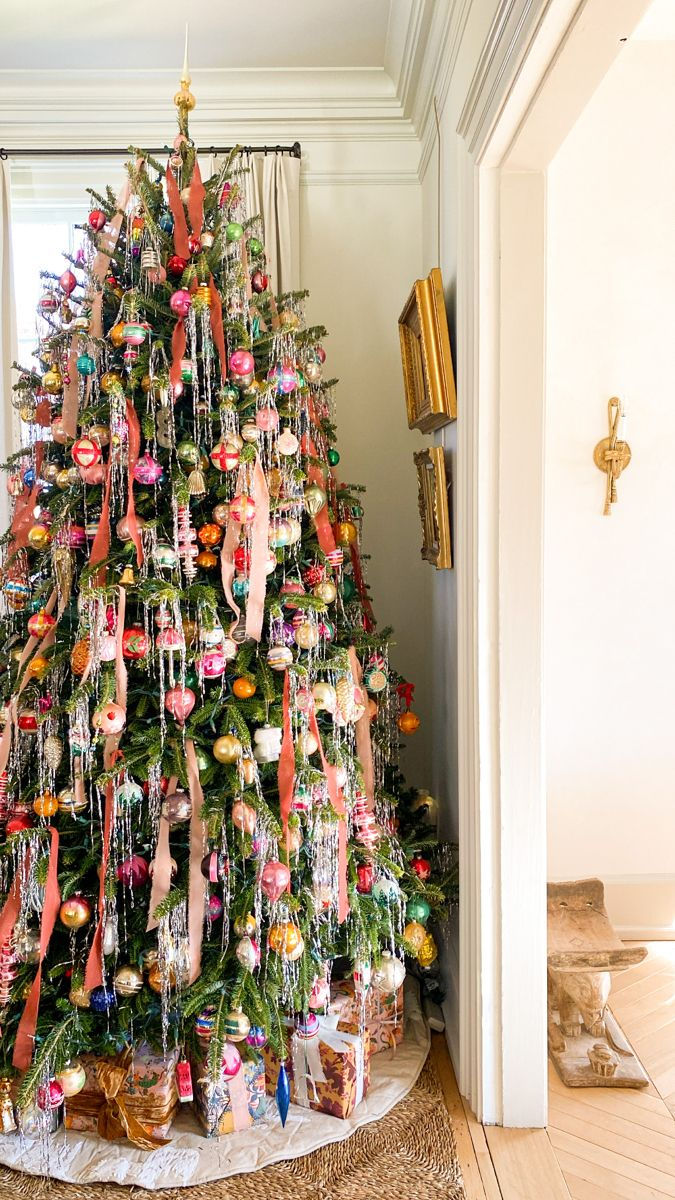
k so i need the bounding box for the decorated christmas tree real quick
[0,65,454,1141]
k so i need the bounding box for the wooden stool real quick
[548,878,649,1088]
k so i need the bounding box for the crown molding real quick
[415,0,475,179]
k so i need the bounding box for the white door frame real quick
[454,0,652,1127]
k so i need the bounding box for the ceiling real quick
[0,0,393,71]
[632,0,675,40]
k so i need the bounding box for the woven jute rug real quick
[0,1055,464,1200]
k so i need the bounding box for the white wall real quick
[545,40,675,931]
[300,178,430,786]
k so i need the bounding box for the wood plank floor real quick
[437,943,675,1199]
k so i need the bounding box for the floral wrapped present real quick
[329,979,404,1053]
[64,1044,179,1150]
[261,1014,370,1120]
[192,1051,268,1137]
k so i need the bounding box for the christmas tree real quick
[0,67,453,1134]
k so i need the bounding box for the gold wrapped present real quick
[64,1044,179,1149]
[261,1015,370,1120]
[329,979,404,1053]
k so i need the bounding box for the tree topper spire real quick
[174,24,196,127]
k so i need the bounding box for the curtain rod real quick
[0,142,302,161]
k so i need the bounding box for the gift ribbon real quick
[13,826,60,1070]
[95,1050,171,1151]
[245,455,270,642]
[146,774,178,932]
[291,1015,365,1111]
[185,739,207,983]
[348,646,375,811]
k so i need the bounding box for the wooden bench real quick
[548,878,649,1088]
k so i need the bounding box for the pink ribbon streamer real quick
[185,740,207,983]
[245,456,270,642]
[278,672,295,872]
[348,647,375,810]
[13,827,61,1069]
[125,398,144,567]
[187,160,205,239]
[146,773,178,933]
[220,525,242,629]
[165,165,190,259]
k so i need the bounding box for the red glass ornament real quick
[260,860,290,903]
[88,209,107,231]
[116,854,149,888]
[251,271,268,294]
[17,711,38,733]
[71,436,102,469]
[59,269,77,296]
[188,234,202,255]
[234,545,251,573]
[142,776,169,797]
[167,255,188,276]
[356,863,373,894]
[37,1080,65,1111]
[27,609,56,639]
[6,813,33,834]
[410,855,431,882]
[121,625,149,660]
[165,686,196,723]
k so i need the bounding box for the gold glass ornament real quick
[58,787,88,814]
[417,932,438,969]
[70,637,91,676]
[69,986,91,1008]
[196,550,218,569]
[19,401,36,423]
[147,962,176,993]
[55,469,72,491]
[59,895,92,930]
[42,366,63,395]
[268,922,303,957]
[223,1007,250,1042]
[33,789,58,818]
[314,580,337,603]
[234,913,256,937]
[100,370,123,395]
[56,1060,86,1097]
[335,520,357,547]
[312,681,336,712]
[193,283,212,309]
[241,758,257,786]
[44,734,63,770]
[295,621,319,651]
[304,484,327,516]
[14,930,41,963]
[113,964,144,996]
[213,734,243,764]
[404,921,427,954]
[27,524,50,550]
[26,654,48,680]
[109,322,126,348]
[296,730,319,757]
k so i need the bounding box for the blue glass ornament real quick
[22,467,35,488]
[232,577,249,599]
[76,353,96,376]
[90,985,117,1013]
[276,1062,290,1128]
[159,212,174,234]
[246,1025,268,1049]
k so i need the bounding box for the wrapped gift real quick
[192,1051,268,1136]
[329,979,404,1053]
[261,1015,370,1120]
[64,1044,179,1149]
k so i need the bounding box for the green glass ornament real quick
[352,504,364,518]
[226,222,244,243]
[327,448,340,467]
[195,747,211,774]
[342,577,356,602]
[406,897,431,926]
[248,237,263,256]
[176,440,200,466]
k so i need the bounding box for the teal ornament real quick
[155,542,179,569]
[220,384,240,405]
[226,222,244,243]
[342,577,356,602]
[233,577,249,599]
[276,1062,290,1128]
[251,316,261,340]
[327,448,340,467]
[352,504,364,519]
[406,897,431,926]
[372,877,400,906]
[159,211,174,234]
[248,237,263,257]
[76,353,96,376]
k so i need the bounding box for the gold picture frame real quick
[399,267,456,433]
[413,446,452,570]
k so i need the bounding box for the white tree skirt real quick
[0,981,430,1189]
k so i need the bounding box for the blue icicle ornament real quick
[276,1061,290,1127]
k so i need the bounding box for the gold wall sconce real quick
[593,397,631,516]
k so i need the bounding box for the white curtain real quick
[0,160,17,530]
[214,152,301,296]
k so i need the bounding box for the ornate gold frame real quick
[398,267,456,433]
[413,446,452,570]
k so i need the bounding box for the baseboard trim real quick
[588,875,675,943]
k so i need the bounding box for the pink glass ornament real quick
[79,463,105,485]
[295,687,312,713]
[170,289,192,317]
[200,649,227,679]
[133,453,163,485]
[229,349,254,377]
[98,632,117,662]
[277,427,299,455]
[155,626,186,651]
[208,894,224,921]
[38,694,53,715]
[117,854,149,888]
[232,800,257,835]
[280,581,305,609]
[93,702,126,734]
[59,269,77,296]
[308,976,330,1011]
[165,686,196,722]
[221,1041,242,1078]
[255,406,279,432]
[219,182,232,208]
[37,1080,65,1110]
[260,860,290,904]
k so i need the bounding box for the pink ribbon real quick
[228,1065,251,1130]
[146,774,178,933]
[13,827,60,1069]
[245,456,270,642]
[185,740,207,983]
[278,672,295,872]
[220,524,242,629]
[348,647,375,810]
[165,164,190,259]
[125,399,144,567]
[306,701,349,923]
[187,159,205,239]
